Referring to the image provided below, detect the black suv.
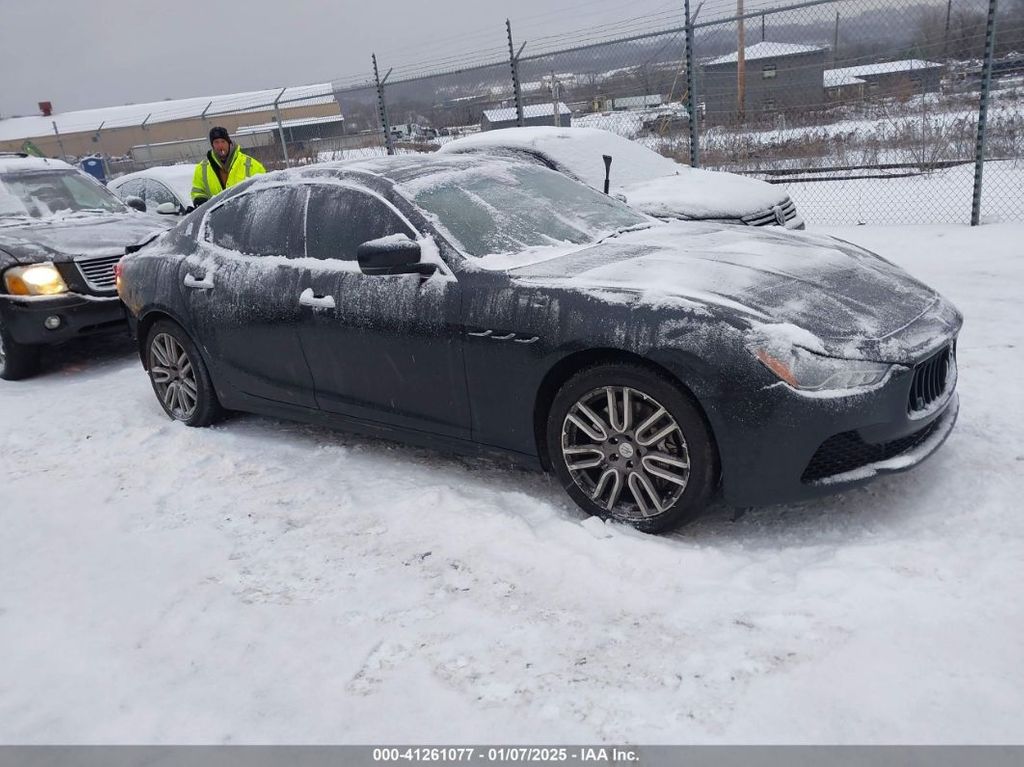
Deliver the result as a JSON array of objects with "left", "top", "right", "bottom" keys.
[{"left": 0, "top": 154, "right": 171, "bottom": 379}]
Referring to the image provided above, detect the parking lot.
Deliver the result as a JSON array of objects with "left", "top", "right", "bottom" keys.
[{"left": 2, "top": 223, "right": 1022, "bottom": 744}]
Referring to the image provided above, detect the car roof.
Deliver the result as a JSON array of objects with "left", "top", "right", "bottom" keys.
[{"left": 0, "top": 154, "right": 76, "bottom": 174}]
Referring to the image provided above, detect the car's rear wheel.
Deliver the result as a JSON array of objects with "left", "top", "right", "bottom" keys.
[
  {"left": 0, "top": 318, "right": 40, "bottom": 381},
  {"left": 546, "top": 363, "right": 717, "bottom": 533},
  {"left": 145, "top": 320, "right": 222, "bottom": 427}
]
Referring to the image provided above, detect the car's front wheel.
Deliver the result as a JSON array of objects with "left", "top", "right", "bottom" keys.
[
  {"left": 145, "top": 320, "right": 222, "bottom": 427},
  {"left": 547, "top": 363, "right": 717, "bottom": 533},
  {"left": 0, "top": 317, "right": 40, "bottom": 381}
]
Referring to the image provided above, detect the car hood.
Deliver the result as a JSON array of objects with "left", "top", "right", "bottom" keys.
[
  {"left": 0, "top": 213, "right": 170, "bottom": 264},
  {"left": 620, "top": 169, "right": 789, "bottom": 220},
  {"left": 506, "top": 222, "right": 961, "bottom": 363}
]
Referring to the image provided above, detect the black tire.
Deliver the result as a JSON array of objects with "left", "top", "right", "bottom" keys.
[
  {"left": 144, "top": 319, "right": 223, "bottom": 427},
  {"left": 0, "top": 317, "right": 41, "bottom": 381},
  {"left": 546, "top": 363, "right": 718, "bottom": 534}
]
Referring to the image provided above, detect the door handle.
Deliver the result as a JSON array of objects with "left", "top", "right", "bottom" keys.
[
  {"left": 184, "top": 272, "right": 215, "bottom": 290},
  {"left": 299, "top": 288, "right": 336, "bottom": 310}
]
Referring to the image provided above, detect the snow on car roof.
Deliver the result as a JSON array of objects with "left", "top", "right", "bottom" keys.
[
  {"left": 0, "top": 155, "right": 76, "bottom": 174},
  {"left": 109, "top": 165, "right": 196, "bottom": 203},
  {"left": 435, "top": 127, "right": 788, "bottom": 218},
  {"left": 438, "top": 127, "right": 681, "bottom": 189}
]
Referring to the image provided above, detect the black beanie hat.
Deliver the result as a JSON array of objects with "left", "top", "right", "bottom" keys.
[{"left": 209, "top": 126, "right": 231, "bottom": 145}]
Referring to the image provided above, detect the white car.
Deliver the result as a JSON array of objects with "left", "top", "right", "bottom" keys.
[
  {"left": 438, "top": 127, "right": 804, "bottom": 229},
  {"left": 108, "top": 165, "right": 195, "bottom": 216}
]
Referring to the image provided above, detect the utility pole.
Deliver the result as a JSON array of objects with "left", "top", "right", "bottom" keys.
[
  {"left": 943, "top": 0, "right": 953, "bottom": 59},
  {"left": 833, "top": 11, "right": 840, "bottom": 66},
  {"left": 737, "top": 0, "right": 746, "bottom": 123}
]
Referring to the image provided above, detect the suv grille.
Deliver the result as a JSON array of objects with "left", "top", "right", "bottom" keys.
[
  {"left": 802, "top": 418, "right": 944, "bottom": 483},
  {"left": 75, "top": 254, "right": 122, "bottom": 291},
  {"left": 742, "top": 197, "right": 798, "bottom": 227},
  {"left": 908, "top": 344, "right": 954, "bottom": 415}
]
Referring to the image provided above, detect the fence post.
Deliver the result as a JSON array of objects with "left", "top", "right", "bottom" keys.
[
  {"left": 971, "top": 0, "right": 998, "bottom": 227},
  {"left": 140, "top": 113, "right": 153, "bottom": 167},
  {"left": 51, "top": 121, "right": 67, "bottom": 162},
  {"left": 507, "top": 19, "right": 526, "bottom": 127},
  {"left": 684, "top": 0, "right": 701, "bottom": 168},
  {"left": 94, "top": 121, "right": 108, "bottom": 176},
  {"left": 373, "top": 54, "right": 395, "bottom": 155},
  {"left": 273, "top": 87, "right": 290, "bottom": 167}
]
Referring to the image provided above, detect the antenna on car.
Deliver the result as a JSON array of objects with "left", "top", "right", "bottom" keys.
[{"left": 602, "top": 155, "right": 612, "bottom": 194}]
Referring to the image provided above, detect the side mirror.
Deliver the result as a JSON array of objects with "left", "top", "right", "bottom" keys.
[
  {"left": 356, "top": 234, "right": 434, "bottom": 276},
  {"left": 125, "top": 195, "right": 146, "bottom": 212},
  {"left": 155, "top": 202, "right": 179, "bottom": 215}
]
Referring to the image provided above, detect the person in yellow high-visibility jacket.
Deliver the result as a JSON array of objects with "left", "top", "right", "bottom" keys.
[{"left": 191, "top": 126, "right": 265, "bottom": 206}]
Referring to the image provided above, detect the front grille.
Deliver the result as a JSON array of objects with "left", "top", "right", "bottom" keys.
[
  {"left": 742, "top": 197, "right": 798, "bottom": 227},
  {"left": 908, "top": 344, "right": 954, "bottom": 415},
  {"left": 802, "top": 418, "right": 944, "bottom": 483},
  {"left": 75, "top": 254, "right": 122, "bottom": 291}
]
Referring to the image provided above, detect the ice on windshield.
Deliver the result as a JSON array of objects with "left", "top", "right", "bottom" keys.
[
  {"left": 0, "top": 170, "right": 127, "bottom": 220},
  {"left": 402, "top": 163, "right": 648, "bottom": 260}
]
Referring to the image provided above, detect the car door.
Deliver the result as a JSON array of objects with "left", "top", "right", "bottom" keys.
[
  {"left": 180, "top": 184, "right": 318, "bottom": 409},
  {"left": 295, "top": 183, "right": 470, "bottom": 439}
]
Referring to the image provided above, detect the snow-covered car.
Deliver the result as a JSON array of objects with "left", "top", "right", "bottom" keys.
[
  {"left": 438, "top": 126, "right": 804, "bottom": 229},
  {"left": 108, "top": 165, "right": 195, "bottom": 216},
  {"left": 118, "top": 155, "right": 960, "bottom": 533},
  {"left": 0, "top": 153, "right": 172, "bottom": 380}
]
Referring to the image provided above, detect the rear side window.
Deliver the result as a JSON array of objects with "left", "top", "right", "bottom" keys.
[
  {"left": 305, "top": 185, "right": 415, "bottom": 261},
  {"left": 205, "top": 186, "right": 307, "bottom": 258}
]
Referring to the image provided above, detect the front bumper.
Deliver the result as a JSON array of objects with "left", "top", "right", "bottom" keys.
[
  {"left": 0, "top": 293, "right": 127, "bottom": 346},
  {"left": 706, "top": 356, "right": 959, "bottom": 507}
]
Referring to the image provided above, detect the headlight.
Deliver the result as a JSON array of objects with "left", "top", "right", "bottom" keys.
[
  {"left": 752, "top": 344, "right": 894, "bottom": 392},
  {"left": 4, "top": 263, "right": 69, "bottom": 296}
]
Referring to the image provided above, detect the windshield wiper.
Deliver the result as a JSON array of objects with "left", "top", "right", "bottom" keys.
[{"left": 596, "top": 222, "right": 653, "bottom": 244}]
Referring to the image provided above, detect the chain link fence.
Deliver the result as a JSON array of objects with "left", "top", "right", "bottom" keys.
[{"left": 6, "top": 0, "right": 1018, "bottom": 226}]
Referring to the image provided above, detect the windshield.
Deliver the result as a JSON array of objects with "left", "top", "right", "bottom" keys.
[
  {"left": 404, "top": 163, "right": 649, "bottom": 259},
  {"left": 0, "top": 170, "right": 128, "bottom": 220}
]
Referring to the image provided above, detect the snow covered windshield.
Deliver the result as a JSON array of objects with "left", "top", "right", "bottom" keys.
[
  {"left": 404, "top": 163, "right": 649, "bottom": 258},
  {"left": 0, "top": 170, "right": 128, "bottom": 220}
]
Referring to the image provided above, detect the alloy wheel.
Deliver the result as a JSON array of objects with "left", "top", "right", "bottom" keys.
[
  {"left": 149, "top": 332, "right": 199, "bottom": 420},
  {"left": 561, "top": 386, "right": 690, "bottom": 520}
]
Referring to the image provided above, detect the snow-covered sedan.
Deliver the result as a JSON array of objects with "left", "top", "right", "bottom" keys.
[
  {"left": 0, "top": 153, "right": 171, "bottom": 380},
  {"left": 108, "top": 165, "right": 195, "bottom": 216},
  {"left": 438, "top": 126, "right": 804, "bottom": 229},
  {"left": 118, "top": 155, "right": 959, "bottom": 533}
]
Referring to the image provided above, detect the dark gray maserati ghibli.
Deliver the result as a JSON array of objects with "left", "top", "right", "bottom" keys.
[{"left": 117, "top": 154, "right": 961, "bottom": 532}]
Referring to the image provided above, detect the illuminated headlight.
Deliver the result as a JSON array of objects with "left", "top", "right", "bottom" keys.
[
  {"left": 4, "top": 263, "right": 69, "bottom": 296},
  {"left": 752, "top": 345, "right": 895, "bottom": 392}
]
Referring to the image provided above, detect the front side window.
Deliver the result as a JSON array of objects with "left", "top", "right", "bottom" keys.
[
  {"left": 114, "top": 179, "right": 146, "bottom": 202},
  {"left": 205, "top": 186, "right": 306, "bottom": 258},
  {"left": 402, "top": 163, "right": 648, "bottom": 259},
  {"left": 145, "top": 181, "right": 178, "bottom": 207},
  {"left": 0, "top": 170, "right": 127, "bottom": 219},
  {"left": 305, "top": 185, "right": 415, "bottom": 261}
]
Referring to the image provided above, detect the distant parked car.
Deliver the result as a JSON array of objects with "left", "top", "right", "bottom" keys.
[
  {"left": 108, "top": 165, "right": 195, "bottom": 216},
  {"left": 439, "top": 126, "right": 804, "bottom": 229},
  {"left": 119, "top": 154, "right": 960, "bottom": 533},
  {"left": 0, "top": 153, "right": 171, "bottom": 380}
]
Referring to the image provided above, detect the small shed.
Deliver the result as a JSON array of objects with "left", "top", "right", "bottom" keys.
[
  {"left": 481, "top": 103, "right": 572, "bottom": 131},
  {"left": 824, "top": 60, "right": 944, "bottom": 98}
]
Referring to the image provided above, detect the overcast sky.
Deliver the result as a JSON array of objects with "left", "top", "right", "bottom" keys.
[{"left": 0, "top": 0, "right": 712, "bottom": 117}]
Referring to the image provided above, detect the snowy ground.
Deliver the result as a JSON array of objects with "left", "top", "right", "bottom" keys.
[{"left": 1, "top": 223, "right": 1022, "bottom": 744}]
